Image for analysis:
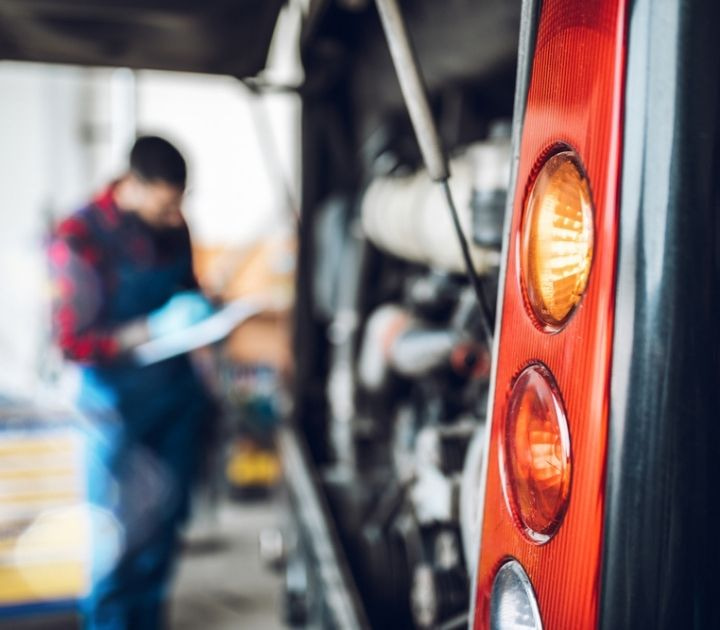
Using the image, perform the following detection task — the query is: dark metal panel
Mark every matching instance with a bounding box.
[603,0,720,627]
[278,427,371,629]
[351,0,521,115]
[299,0,521,142]
[0,0,282,77]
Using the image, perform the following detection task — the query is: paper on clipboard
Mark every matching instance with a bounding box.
[133,297,266,366]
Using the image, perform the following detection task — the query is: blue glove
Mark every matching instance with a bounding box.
[147,291,215,339]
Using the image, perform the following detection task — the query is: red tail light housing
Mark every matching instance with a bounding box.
[474,1,627,628]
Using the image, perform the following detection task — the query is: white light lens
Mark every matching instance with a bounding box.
[490,560,543,630]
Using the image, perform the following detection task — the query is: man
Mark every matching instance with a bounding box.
[49,136,216,629]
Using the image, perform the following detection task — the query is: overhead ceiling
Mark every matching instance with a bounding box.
[0,0,284,76]
[299,0,521,132]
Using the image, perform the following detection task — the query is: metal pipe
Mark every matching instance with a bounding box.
[374,0,448,182]
[374,0,495,345]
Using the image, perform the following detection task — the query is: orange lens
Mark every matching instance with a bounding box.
[521,151,594,330]
[501,363,571,543]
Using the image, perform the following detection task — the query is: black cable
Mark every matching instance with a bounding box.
[441,181,494,347]
[374,0,495,347]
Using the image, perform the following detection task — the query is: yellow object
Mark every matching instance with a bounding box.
[0,562,87,604]
[521,151,594,330]
[226,444,281,487]
[0,430,90,605]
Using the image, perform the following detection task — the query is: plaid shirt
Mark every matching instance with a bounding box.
[49,185,197,364]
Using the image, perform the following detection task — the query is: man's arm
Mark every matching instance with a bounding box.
[49,219,147,363]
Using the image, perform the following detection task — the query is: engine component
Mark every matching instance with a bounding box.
[410,463,456,524]
[459,424,486,576]
[411,563,469,629]
[358,300,490,394]
[374,0,498,348]
[356,488,420,628]
[390,328,458,378]
[405,272,464,323]
[415,421,478,475]
[409,527,469,629]
[470,121,512,248]
[362,150,502,275]
[357,304,410,392]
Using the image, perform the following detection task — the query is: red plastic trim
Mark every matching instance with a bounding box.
[473,1,627,628]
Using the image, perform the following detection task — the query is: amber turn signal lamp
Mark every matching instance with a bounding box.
[521,151,594,331]
[501,363,571,544]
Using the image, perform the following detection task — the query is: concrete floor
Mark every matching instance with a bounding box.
[0,499,285,630]
[171,498,285,630]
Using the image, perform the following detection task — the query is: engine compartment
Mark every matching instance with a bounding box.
[289,4,521,625]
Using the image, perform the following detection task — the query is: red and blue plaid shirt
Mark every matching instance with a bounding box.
[50,185,197,363]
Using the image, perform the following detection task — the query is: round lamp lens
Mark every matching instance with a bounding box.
[521,150,594,330]
[490,560,543,630]
[501,363,571,543]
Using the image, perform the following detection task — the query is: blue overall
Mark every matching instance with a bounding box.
[56,200,214,630]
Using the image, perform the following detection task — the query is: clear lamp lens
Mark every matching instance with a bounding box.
[490,560,543,630]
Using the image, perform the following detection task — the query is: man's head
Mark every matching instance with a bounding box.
[115,135,188,229]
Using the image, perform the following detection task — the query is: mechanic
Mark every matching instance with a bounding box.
[49,136,216,629]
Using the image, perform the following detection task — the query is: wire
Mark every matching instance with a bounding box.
[441,180,494,346]
[374,0,495,346]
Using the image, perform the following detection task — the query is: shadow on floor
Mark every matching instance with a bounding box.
[171,499,285,630]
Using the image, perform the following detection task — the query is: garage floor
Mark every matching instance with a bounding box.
[171,498,285,630]
[0,499,285,630]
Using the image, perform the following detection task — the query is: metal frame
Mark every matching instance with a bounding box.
[603,0,720,627]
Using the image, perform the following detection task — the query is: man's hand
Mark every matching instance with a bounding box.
[147,292,215,339]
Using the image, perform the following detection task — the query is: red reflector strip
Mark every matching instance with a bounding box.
[474,1,627,629]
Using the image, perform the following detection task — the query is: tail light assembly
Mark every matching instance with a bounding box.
[473,0,627,628]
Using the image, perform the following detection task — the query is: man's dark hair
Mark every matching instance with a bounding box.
[129,135,187,188]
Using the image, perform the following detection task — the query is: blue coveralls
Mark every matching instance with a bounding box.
[50,188,215,629]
